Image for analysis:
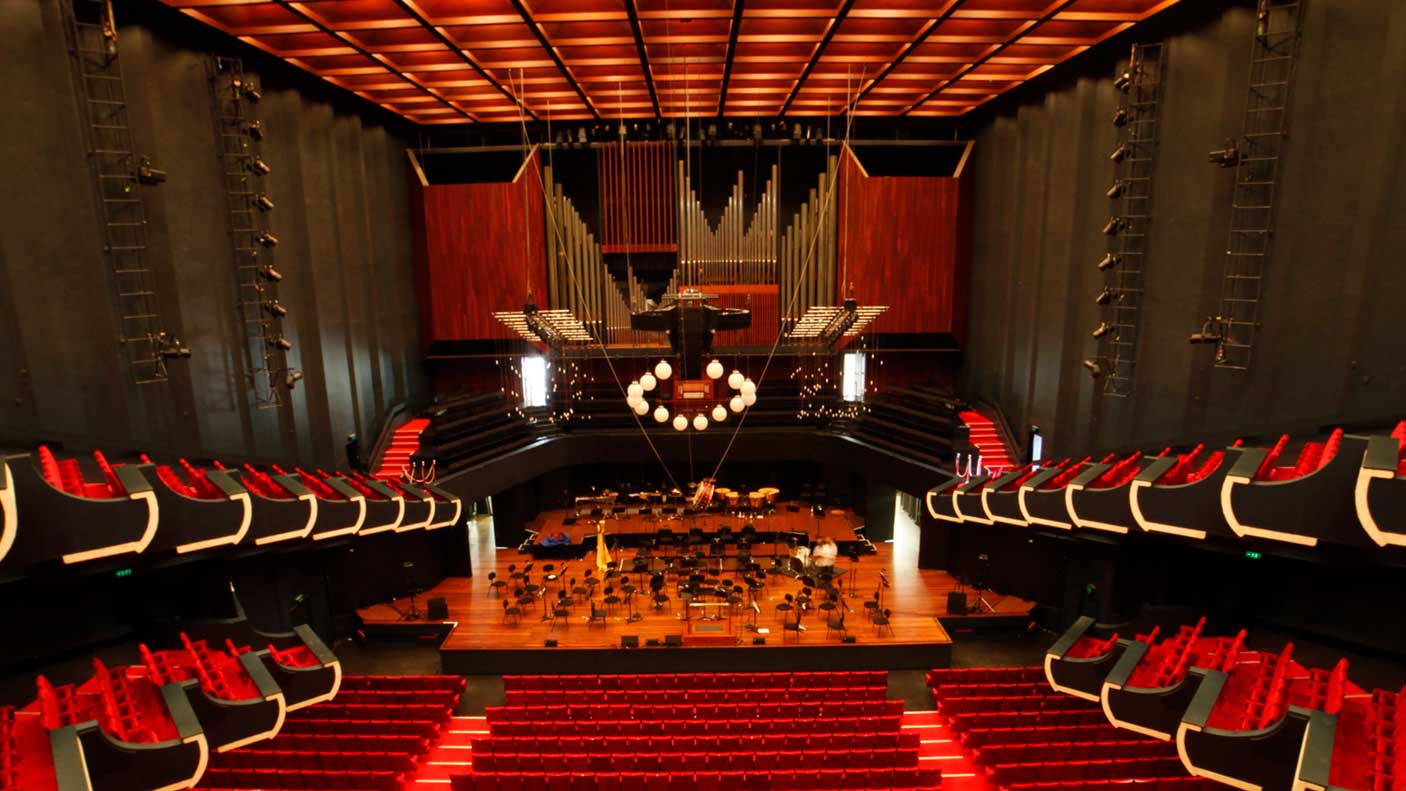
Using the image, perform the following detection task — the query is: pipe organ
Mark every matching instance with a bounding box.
[779,156,839,332]
[676,163,778,287]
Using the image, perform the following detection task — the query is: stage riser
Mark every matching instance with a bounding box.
[441,643,951,675]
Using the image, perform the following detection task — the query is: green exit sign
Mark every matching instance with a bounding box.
[115,568,133,578]
[1244,551,1262,560]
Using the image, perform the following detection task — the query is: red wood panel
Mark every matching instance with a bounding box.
[414,150,547,342]
[836,146,966,335]
[709,285,780,348]
[599,141,677,254]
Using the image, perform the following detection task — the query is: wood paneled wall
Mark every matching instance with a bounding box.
[414,149,546,342]
[598,141,675,254]
[836,145,970,335]
[709,285,780,348]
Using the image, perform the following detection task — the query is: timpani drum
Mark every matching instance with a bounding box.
[748,491,764,509]
[724,490,741,508]
[758,486,780,505]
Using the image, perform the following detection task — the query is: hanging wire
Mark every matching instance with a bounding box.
[703,71,860,483]
[512,70,684,494]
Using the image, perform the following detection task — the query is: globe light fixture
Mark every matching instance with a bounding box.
[672,414,688,431]
[633,400,649,416]
[706,360,724,380]
[693,414,708,431]
[654,405,669,423]
[655,360,673,380]
[741,379,757,396]
[627,381,644,399]
[730,396,745,413]
[742,391,757,407]
[712,404,727,422]
[727,370,745,390]
[640,372,657,391]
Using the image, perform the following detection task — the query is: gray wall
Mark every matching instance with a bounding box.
[960,0,1406,457]
[0,0,424,468]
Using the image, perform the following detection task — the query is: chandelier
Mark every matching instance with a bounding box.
[625,358,756,431]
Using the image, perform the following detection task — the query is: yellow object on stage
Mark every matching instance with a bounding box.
[595,521,612,572]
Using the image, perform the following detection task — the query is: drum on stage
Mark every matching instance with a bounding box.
[748,491,764,509]
[758,486,780,505]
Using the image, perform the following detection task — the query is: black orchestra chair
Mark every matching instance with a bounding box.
[864,595,880,620]
[549,593,572,630]
[501,598,522,625]
[827,609,847,639]
[783,608,804,643]
[775,593,795,621]
[570,577,587,603]
[602,586,622,615]
[587,602,607,628]
[487,571,506,598]
[873,608,893,637]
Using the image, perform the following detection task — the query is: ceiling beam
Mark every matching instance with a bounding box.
[901,0,1080,115]
[269,1,477,122]
[505,0,600,118]
[623,0,662,119]
[848,0,967,112]
[778,0,855,117]
[391,0,538,121]
[715,0,747,115]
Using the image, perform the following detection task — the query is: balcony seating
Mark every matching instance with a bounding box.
[1130,441,1244,540]
[319,469,404,535]
[1020,455,1109,529]
[1,447,157,566]
[419,392,538,474]
[924,476,965,523]
[981,462,1043,526]
[848,387,962,468]
[418,479,464,530]
[1101,619,1246,740]
[1356,421,1406,547]
[278,466,366,541]
[1044,616,1136,701]
[1066,451,1165,534]
[136,455,252,555]
[213,461,318,546]
[951,473,996,524]
[141,635,286,752]
[1223,428,1370,547]
[377,477,435,532]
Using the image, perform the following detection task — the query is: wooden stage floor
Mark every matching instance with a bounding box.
[525,502,863,547]
[357,516,1035,675]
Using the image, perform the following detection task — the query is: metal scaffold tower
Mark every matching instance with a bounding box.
[1098,42,1166,398]
[64,0,176,383]
[1211,0,1306,370]
[211,56,294,408]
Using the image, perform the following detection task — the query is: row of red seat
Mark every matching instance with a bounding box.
[35,659,175,744]
[503,687,885,707]
[214,749,416,773]
[471,732,921,756]
[141,634,261,703]
[975,739,1174,767]
[929,681,1053,701]
[485,700,901,724]
[474,747,919,775]
[340,675,465,693]
[280,718,444,740]
[201,767,400,791]
[937,694,1087,716]
[145,455,225,500]
[989,756,1185,785]
[484,715,902,738]
[925,667,1044,686]
[452,767,941,791]
[947,708,1107,734]
[269,733,430,755]
[502,671,887,692]
[303,702,453,723]
[336,689,461,707]
[960,723,1123,749]
[1005,778,1220,791]
[1252,430,1343,482]
[1206,644,1299,731]
[37,447,124,499]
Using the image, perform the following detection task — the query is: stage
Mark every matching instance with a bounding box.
[356,513,1035,675]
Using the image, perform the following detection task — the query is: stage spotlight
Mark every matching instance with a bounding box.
[1208,145,1241,167]
[1095,288,1118,306]
[247,157,271,176]
[285,370,303,389]
[1097,252,1122,271]
[1091,322,1116,340]
[156,331,192,359]
[1114,69,1134,92]
[1102,217,1124,236]
[267,336,293,351]
[258,264,283,282]
[256,231,279,248]
[706,123,717,141]
[253,193,275,212]
[577,127,587,145]
[244,121,264,140]
[1188,316,1226,344]
[752,122,763,141]
[1082,359,1106,378]
[793,123,802,141]
[1109,143,1128,163]
[241,80,262,103]
[1112,107,1129,127]
[136,157,167,185]
[1106,180,1125,199]
[262,299,288,317]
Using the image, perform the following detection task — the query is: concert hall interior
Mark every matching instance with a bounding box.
[2,2,1406,791]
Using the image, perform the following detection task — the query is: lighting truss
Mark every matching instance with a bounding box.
[787,302,888,346]
[493,307,593,347]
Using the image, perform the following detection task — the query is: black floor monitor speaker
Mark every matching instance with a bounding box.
[427,597,449,620]
[621,635,639,648]
[544,639,558,647]
[946,591,968,615]
[664,634,683,647]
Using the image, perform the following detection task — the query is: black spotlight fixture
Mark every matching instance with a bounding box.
[241,80,262,103]
[285,370,303,390]
[1095,288,1119,306]
[1102,217,1125,236]
[256,231,279,248]
[258,264,283,282]
[247,157,271,176]
[155,331,192,359]
[1109,143,1128,164]
[1188,316,1226,344]
[1082,359,1106,378]
[262,299,288,317]
[136,157,167,185]
[1106,180,1125,199]
[253,193,275,212]
[1097,252,1122,270]
[267,336,293,351]
[1091,322,1116,340]
[1113,69,1134,92]
[1112,107,1129,127]
[244,120,264,140]
[1208,144,1241,168]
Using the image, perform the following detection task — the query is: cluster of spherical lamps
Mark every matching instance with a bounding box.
[624,359,757,431]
